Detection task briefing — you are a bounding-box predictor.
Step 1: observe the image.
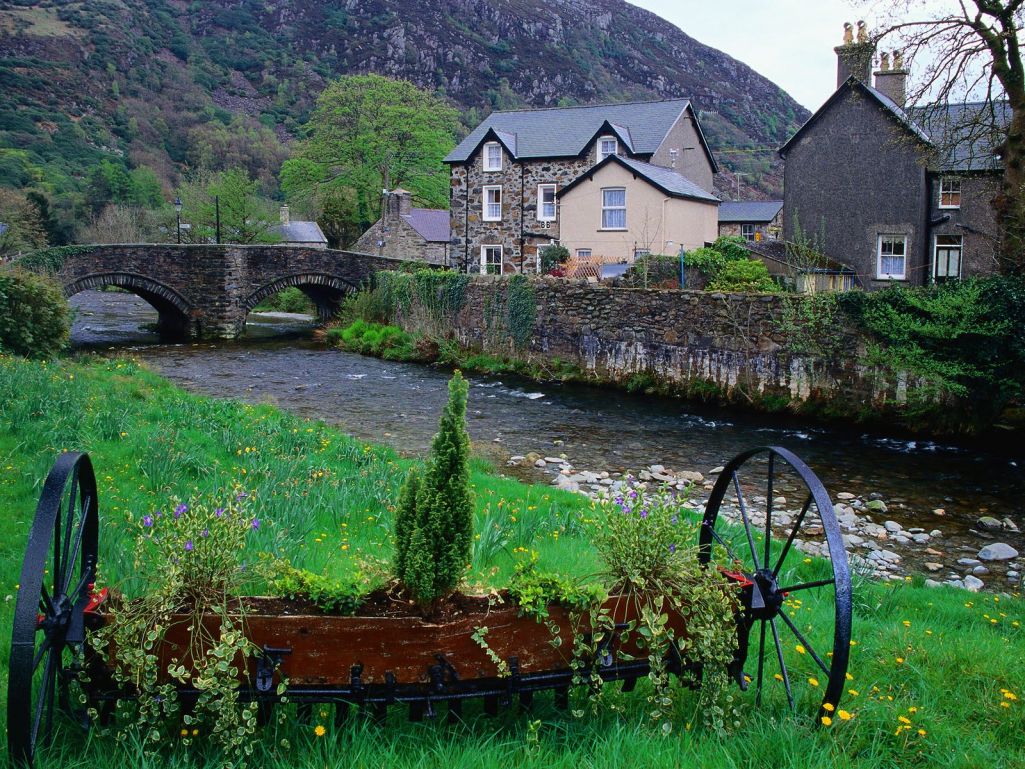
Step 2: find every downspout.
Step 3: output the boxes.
[923,170,933,285]
[661,197,670,252]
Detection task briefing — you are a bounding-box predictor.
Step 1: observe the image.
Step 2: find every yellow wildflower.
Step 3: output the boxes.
[821,716,832,726]
[822,702,834,712]
[314,724,326,737]
[838,710,853,721]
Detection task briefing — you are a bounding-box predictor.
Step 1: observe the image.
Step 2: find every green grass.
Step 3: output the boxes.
[1,354,1024,768]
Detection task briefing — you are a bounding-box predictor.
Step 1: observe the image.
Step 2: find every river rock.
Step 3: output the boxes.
[924,562,943,572]
[929,530,942,538]
[773,496,786,507]
[978,543,1019,561]
[1003,518,1021,533]
[972,565,990,576]
[836,492,856,501]
[924,579,943,588]
[958,558,982,567]
[709,466,724,474]
[912,533,931,544]
[977,516,1003,531]
[553,475,579,492]
[534,459,547,468]
[678,471,704,484]
[963,575,985,592]
[544,456,565,464]
[883,520,902,532]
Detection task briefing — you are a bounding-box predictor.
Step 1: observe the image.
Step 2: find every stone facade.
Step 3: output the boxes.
[353,191,450,266]
[50,244,406,340]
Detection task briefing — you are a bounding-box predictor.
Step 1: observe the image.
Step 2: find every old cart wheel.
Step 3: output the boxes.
[698,446,852,720]
[8,453,99,766]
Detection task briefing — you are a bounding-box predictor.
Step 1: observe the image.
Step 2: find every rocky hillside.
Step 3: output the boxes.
[1,0,806,200]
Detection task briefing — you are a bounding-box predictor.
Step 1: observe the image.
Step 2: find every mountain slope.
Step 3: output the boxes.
[0,0,807,202]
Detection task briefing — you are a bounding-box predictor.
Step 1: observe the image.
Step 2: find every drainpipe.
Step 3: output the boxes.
[463,165,470,273]
[923,170,932,284]
[661,197,670,253]
[519,163,526,273]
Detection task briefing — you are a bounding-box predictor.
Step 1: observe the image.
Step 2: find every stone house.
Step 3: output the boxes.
[270,205,327,249]
[444,98,718,274]
[780,29,1008,289]
[352,189,451,265]
[558,154,719,262]
[718,200,783,241]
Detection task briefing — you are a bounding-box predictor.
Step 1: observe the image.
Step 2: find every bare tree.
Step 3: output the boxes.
[868,0,1024,271]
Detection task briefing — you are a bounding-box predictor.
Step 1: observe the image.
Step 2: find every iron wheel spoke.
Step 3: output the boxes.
[66,572,92,608]
[60,467,79,592]
[778,609,831,678]
[61,498,91,595]
[40,584,55,616]
[769,618,795,710]
[764,453,774,568]
[732,471,761,571]
[53,501,63,598]
[773,494,812,577]
[778,577,835,594]
[33,635,55,670]
[755,619,767,706]
[31,649,57,748]
[706,524,745,566]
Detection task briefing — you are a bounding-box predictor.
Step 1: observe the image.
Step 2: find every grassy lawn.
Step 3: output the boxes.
[1,354,1023,768]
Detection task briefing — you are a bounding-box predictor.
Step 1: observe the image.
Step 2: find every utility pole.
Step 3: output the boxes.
[733,172,747,201]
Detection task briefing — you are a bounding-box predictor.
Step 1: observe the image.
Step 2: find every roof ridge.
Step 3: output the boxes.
[487,97,691,116]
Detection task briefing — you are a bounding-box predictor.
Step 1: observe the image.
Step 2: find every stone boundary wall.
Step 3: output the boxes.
[435,277,896,416]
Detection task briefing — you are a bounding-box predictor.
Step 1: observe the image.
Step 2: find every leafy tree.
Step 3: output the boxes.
[126,167,165,209]
[0,189,48,258]
[0,269,70,358]
[870,1,1025,273]
[291,74,459,236]
[176,169,280,244]
[394,371,473,607]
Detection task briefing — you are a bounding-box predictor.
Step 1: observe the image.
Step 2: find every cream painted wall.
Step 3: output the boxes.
[558,162,719,262]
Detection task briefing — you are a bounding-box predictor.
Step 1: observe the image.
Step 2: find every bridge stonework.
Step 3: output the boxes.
[52,245,406,339]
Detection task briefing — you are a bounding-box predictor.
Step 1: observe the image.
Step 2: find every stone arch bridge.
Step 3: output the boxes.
[29,245,407,340]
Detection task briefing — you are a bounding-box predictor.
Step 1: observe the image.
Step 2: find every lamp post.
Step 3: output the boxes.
[174,197,182,244]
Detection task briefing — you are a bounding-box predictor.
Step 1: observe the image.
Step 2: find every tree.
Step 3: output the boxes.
[176,169,280,244]
[0,189,48,258]
[289,74,459,237]
[80,204,161,244]
[870,1,1025,272]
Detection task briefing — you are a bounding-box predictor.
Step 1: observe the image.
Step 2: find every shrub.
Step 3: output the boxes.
[540,243,569,274]
[620,254,680,288]
[0,268,71,358]
[706,259,780,293]
[328,319,419,360]
[253,286,315,314]
[393,371,474,607]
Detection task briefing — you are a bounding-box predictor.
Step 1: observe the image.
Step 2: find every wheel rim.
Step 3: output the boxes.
[8,453,99,766]
[698,446,852,720]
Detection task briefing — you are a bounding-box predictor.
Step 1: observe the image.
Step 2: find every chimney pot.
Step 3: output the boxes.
[874,51,908,107]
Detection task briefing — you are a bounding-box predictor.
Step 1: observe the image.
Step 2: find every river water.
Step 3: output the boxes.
[70,291,1025,566]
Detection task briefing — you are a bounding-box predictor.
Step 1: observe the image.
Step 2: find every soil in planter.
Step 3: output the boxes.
[239,590,506,621]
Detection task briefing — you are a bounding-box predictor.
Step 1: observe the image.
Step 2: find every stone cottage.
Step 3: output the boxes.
[352,189,451,265]
[718,200,783,241]
[270,205,327,249]
[444,98,718,274]
[780,27,1008,288]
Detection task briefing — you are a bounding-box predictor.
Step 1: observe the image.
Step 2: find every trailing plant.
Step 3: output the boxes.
[90,493,265,765]
[505,274,537,350]
[14,244,94,274]
[508,554,607,620]
[589,482,738,734]
[393,370,474,607]
[706,259,780,293]
[0,268,71,358]
[261,557,384,615]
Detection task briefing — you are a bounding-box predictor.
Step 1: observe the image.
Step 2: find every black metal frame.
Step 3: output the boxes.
[7,447,851,766]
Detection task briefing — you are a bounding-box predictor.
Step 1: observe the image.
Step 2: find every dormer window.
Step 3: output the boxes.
[483,142,503,172]
[939,176,961,209]
[597,136,618,162]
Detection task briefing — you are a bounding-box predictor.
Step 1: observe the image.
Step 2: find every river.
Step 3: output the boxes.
[70,290,1024,578]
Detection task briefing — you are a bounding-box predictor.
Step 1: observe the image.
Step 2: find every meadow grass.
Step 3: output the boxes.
[1,354,1023,768]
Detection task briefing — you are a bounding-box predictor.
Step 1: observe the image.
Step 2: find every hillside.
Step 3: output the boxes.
[0,0,806,215]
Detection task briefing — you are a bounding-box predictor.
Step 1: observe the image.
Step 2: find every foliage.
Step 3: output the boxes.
[540,244,570,275]
[685,236,751,278]
[0,187,48,257]
[0,268,70,358]
[505,274,537,350]
[262,557,383,615]
[290,74,459,234]
[773,293,848,362]
[90,494,263,764]
[619,254,679,288]
[176,168,281,244]
[836,277,1025,425]
[327,319,421,361]
[393,371,474,606]
[706,259,780,293]
[253,287,316,315]
[589,482,738,733]
[80,204,166,244]
[508,555,607,619]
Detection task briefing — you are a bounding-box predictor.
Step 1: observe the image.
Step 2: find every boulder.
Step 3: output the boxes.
[978,543,1019,561]
[977,516,1003,531]
[883,520,902,533]
[924,562,943,572]
[678,471,704,484]
[963,575,984,592]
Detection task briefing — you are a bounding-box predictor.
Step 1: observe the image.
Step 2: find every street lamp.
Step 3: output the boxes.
[174,197,182,244]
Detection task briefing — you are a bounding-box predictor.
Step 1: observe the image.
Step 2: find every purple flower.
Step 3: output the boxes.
[142,515,154,528]
[671,515,678,525]
[669,544,677,554]
[614,496,623,506]
[622,506,632,516]
[236,491,249,501]
[629,490,638,499]
[174,504,188,518]
[215,508,225,518]
[251,518,260,531]
[184,540,194,551]
[640,508,648,519]
[201,528,210,538]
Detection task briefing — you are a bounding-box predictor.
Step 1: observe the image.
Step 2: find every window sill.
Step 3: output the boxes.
[937,204,961,210]
[874,276,907,281]
[483,168,503,173]
[598,228,628,232]
[482,218,503,223]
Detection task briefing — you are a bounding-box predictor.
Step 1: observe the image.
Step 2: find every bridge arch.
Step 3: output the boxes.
[65,272,196,339]
[244,272,358,322]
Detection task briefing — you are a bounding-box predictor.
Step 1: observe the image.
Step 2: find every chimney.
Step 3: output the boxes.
[874,50,908,107]
[834,21,875,88]
[279,204,290,225]
[392,188,412,217]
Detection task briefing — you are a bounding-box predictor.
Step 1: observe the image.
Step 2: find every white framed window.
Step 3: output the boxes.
[481,245,503,275]
[939,176,961,209]
[597,135,618,162]
[601,187,626,229]
[634,248,650,259]
[576,249,592,258]
[482,185,502,221]
[537,184,557,221]
[934,234,963,281]
[483,142,503,172]
[741,223,756,241]
[877,234,908,279]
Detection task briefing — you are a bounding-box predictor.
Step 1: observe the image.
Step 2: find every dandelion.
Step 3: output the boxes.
[795,644,806,655]
[917,728,926,736]
[1001,701,1011,709]
[774,673,784,682]
[848,689,859,697]
[314,724,326,737]
[898,716,911,725]
[838,710,852,721]
[180,728,188,737]
[895,657,904,664]
[821,716,832,726]
[1003,691,1018,701]
[808,677,819,687]
[142,515,154,527]
[822,702,834,712]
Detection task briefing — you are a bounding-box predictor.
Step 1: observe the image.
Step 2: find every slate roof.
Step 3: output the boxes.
[780,77,1009,173]
[718,200,783,223]
[271,220,327,244]
[403,208,450,242]
[445,98,717,171]
[558,154,719,203]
